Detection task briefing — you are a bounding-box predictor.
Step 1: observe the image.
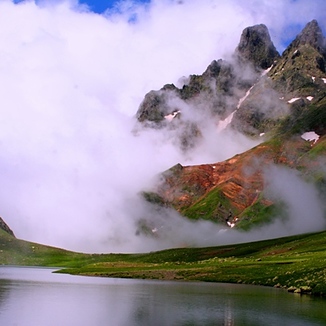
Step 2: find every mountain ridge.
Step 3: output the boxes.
[137,20,326,235]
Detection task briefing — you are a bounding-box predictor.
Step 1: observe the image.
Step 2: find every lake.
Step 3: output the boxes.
[0,266,325,325]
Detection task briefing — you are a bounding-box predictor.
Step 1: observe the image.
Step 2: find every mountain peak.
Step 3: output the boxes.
[270,19,326,97]
[284,20,326,57]
[235,24,280,69]
[295,20,325,49]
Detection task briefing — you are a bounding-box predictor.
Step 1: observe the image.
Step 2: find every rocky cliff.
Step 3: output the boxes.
[235,23,280,70]
[231,19,326,135]
[135,24,275,149]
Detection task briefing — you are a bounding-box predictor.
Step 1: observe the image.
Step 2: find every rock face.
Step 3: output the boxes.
[235,24,280,69]
[0,216,15,237]
[231,20,326,136]
[135,25,269,148]
[136,58,252,126]
[290,20,326,55]
[270,19,326,96]
[137,20,326,232]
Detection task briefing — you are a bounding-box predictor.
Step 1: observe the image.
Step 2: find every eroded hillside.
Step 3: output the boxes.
[145,135,326,229]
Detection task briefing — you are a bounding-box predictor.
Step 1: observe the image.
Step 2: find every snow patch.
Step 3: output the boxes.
[322,78,326,84]
[237,86,254,109]
[260,133,265,137]
[312,76,315,82]
[306,96,313,101]
[217,84,254,131]
[164,110,180,121]
[217,111,235,131]
[262,65,272,76]
[301,131,320,143]
[288,97,300,103]
[227,221,235,228]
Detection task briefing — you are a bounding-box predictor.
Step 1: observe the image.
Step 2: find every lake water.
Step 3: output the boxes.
[0,266,326,325]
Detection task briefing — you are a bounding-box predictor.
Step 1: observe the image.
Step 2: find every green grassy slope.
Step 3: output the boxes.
[1,228,326,296]
[0,229,118,268]
[57,231,326,297]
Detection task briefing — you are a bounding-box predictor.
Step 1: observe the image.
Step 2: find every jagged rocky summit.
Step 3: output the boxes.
[235,23,280,69]
[136,20,326,233]
[136,20,326,138]
[135,24,277,148]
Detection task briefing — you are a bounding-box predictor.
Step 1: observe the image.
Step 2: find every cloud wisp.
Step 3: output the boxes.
[0,0,325,252]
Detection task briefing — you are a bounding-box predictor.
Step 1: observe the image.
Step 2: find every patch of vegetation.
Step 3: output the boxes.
[236,199,283,230]
[162,163,183,178]
[141,191,166,206]
[57,231,326,297]
[307,137,326,158]
[262,137,283,152]
[277,93,326,137]
[180,186,237,223]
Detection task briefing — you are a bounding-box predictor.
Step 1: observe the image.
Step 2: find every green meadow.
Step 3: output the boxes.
[1,228,326,296]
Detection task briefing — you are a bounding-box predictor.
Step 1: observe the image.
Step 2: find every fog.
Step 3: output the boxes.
[0,0,325,252]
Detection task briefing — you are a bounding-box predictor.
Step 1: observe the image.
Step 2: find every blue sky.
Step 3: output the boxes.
[13,0,150,13]
[80,0,150,13]
[80,0,119,12]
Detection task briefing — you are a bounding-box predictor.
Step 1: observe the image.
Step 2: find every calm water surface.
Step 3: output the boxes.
[0,266,326,325]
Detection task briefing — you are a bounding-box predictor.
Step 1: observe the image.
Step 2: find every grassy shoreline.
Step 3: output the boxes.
[1,229,326,297]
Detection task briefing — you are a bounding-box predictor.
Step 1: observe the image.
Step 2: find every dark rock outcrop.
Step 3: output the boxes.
[135,22,283,144]
[271,19,326,95]
[0,217,15,237]
[136,58,248,126]
[231,20,326,135]
[235,24,280,69]
[286,20,326,56]
[136,89,176,124]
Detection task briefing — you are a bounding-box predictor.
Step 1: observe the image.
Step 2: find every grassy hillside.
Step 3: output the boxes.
[0,229,116,268]
[1,228,326,297]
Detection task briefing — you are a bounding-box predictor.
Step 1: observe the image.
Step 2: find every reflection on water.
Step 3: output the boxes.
[224,300,234,326]
[0,266,326,325]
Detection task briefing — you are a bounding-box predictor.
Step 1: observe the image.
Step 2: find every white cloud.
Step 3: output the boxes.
[0,0,325,252]
[263,165,326,235]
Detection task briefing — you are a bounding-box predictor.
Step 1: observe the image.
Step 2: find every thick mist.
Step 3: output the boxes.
[129,164,326,252]
[0,0,326,252]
